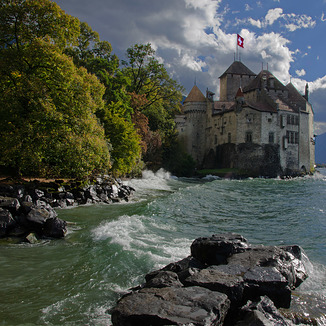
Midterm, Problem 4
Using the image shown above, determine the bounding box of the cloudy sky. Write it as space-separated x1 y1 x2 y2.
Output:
53 0 326 135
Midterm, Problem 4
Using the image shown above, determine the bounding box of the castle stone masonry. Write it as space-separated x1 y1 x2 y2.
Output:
176 60 315 177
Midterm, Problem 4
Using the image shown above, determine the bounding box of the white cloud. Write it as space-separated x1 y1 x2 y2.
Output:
284 14 316 31
248 17 262 28
322 12 326 22
296 69 306 77
310 75 326 92
245 4 252 11
255 32 293 82
180 54 207 71
314 122 326 135
246 7 315 32
265 8 283 25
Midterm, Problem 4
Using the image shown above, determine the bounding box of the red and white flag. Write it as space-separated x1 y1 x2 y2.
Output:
237 34 244 48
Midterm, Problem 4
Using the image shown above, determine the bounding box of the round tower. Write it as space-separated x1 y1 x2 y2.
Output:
183 85 207 166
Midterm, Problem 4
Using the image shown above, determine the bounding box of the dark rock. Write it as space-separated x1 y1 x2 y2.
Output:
280 245 308 287
0 196 21 214
111 234 310 326
184 267 245 306
111 286 230 326
23 195 33 203
243 266 291 308
227 245 308 290
98 193 109 202
0 208 17 237
236 296 291 326
191 233 249 265
144 271 183 289
84 185 98 201
66 198 76 206
26 207 51 226
65 192 74 200
14 186 25 199
145 256 205 284
33 189 45 200
20 201 34 214
43 217 67 238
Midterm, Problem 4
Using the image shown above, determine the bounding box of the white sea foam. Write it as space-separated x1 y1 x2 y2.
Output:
202 174 221 181
123 168 174 192
92 214 191 267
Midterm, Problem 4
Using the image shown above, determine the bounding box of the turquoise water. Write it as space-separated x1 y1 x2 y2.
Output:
1 169 326 325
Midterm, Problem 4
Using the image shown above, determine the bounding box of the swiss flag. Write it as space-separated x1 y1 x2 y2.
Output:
237 34 244 48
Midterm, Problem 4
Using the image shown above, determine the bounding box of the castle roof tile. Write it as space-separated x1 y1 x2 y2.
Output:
219 61 256 78
184 85 206 103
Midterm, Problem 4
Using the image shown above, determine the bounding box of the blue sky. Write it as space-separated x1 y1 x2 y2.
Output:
54 0 326 135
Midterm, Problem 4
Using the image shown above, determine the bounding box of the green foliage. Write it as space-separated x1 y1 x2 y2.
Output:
122 43 184 167
100 110 141 176
0 0 80 50
0 3 110 178
0 1 186 178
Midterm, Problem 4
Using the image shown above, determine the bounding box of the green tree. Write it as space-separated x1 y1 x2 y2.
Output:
122 43 183 117
0 1 110 178
66 21 143 176
122 43 184 167
99 109 141 176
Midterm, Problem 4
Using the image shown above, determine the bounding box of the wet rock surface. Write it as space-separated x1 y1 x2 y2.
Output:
0 175 134 241
111 233 309 325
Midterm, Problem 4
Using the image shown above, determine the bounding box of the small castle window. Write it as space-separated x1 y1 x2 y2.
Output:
269 132 274 143
228 132 231 143
215 135 217 144
246 131 252 143
295 116 299 125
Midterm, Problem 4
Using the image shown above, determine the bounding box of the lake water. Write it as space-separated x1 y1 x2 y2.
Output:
1 169 326 325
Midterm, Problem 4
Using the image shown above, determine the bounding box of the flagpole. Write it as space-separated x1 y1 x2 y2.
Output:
236 34 238 61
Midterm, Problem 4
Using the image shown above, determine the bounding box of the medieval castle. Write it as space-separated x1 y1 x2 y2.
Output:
176 60 315 177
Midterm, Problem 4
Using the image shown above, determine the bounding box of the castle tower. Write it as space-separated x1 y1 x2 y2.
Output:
182 85 207 166
219 61 256 101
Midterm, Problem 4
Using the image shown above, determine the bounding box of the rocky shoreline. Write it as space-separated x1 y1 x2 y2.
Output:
111 233 310 326
0 175 135 242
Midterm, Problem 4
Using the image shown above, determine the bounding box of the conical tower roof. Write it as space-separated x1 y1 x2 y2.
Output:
184 85 206 103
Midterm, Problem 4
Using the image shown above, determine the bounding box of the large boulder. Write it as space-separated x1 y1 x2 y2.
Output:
0 196 21 214
111 286 230 326
191 233 249 265
42 217 67 238
0 208 17 236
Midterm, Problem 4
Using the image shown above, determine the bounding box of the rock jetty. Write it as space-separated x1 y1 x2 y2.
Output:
0 175 134 242
111 233 308 326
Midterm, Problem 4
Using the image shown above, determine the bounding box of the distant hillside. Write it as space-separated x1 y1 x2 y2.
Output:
315 132 326 164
